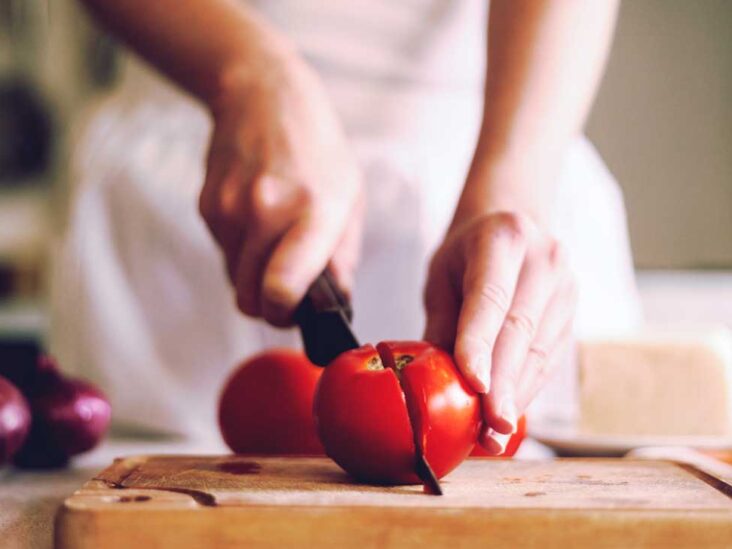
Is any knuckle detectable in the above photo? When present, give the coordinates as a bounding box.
[493,211,530,240]
[249,175,315,225]
[476,283,511,314]
[526,239,567,278]
[214,172,248,223]
[546,239,567,270]
[527,345,550,370]
[527,346,556,387]
[295,184,316,210]
[248,175,279,222]
[504,310,537,339]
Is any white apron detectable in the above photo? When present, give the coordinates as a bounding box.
[51,0,641,444]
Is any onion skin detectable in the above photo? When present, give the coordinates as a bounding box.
[13,357,112,469]
[0,375,31,466]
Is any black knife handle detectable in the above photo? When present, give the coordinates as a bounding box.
[295,269,359,366]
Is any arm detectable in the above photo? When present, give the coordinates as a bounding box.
[79,0,293,107]
[80,0,364,324]
[457,0,619,226]
[425,0,619,453]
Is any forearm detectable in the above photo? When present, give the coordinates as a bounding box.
[455,0,619,227]
[79,0,296,111]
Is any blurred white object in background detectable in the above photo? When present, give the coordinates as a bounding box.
[638,270,732,329]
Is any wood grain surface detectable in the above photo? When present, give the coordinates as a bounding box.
[55,455,732,548]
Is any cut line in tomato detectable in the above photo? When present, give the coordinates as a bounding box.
[314,341,481,485]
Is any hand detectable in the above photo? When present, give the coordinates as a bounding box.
[199,59,363,326]
[423,211,576,454]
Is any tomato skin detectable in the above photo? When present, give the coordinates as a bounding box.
[314,345,416,483]
[470,415,527,458]
[218,349,325,455]
[314,341,481,485]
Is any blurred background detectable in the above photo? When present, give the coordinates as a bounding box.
[0,0,730,348]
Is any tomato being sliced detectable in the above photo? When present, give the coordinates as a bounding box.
[314,341,481,485]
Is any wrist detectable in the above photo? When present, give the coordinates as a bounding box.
[207,39,304,118]
[451,151,563,232]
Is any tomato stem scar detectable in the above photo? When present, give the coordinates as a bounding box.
[366,356,384,371]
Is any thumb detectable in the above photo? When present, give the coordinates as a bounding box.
[260,208,348,326]
[422,257,460,352]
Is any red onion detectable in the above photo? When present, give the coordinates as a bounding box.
[0,375,31,466]
[13,356,111,469]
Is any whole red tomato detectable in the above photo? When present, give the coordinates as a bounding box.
[314,341,481,485]
[470,415,527,458]
[219,349,325,455]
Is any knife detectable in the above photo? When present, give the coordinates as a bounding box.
[295,269,443,495]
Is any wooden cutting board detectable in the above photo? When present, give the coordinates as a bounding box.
[55,455,732,548]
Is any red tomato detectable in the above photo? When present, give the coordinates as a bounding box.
[314,341,481,485]
[470,415,527,458]
[218,349,325,455]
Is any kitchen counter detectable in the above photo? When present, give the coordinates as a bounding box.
[0,436,224,549]
[0,436,552,548]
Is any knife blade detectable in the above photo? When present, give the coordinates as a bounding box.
[415,451,443,496]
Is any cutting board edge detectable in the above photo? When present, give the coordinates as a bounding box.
[55,503,732,549]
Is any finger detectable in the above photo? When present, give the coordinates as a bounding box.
[199,162,248,283]
[233,228,284,317]
[477,424,512,456]
[515,281,577,412]
[260,208,348,326]
[484,241,565,434]
[225,238,244,285]
[233,175,301,317]
[453,214,529,394]
[423,255,460,351]
[212,221,244,284]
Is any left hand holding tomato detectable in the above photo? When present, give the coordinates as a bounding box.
[424,212,577,455]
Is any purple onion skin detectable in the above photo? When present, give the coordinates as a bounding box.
[0,376,31,466]
[13,364,111,469]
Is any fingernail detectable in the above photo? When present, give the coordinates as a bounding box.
[499,398,517,434]
[481,428,509,455]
